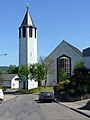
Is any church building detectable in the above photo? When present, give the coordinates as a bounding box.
[18,6,90,88]
[19,6,38,89]
[45,40,87,86]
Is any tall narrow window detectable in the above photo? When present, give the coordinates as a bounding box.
[29,27,32,37]
[35,28,36,38]
[57,55,71,83]
[23,26,26,38]
[19,28,21,38]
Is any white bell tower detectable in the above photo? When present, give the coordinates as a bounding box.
[19,6,37,67]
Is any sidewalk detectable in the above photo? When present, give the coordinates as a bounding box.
[3,94,18,102]
[59,99,90,118]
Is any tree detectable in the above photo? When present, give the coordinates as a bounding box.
[59,68,68,82]
[40,56,54,87]
[74,61,84,69]
[18,65,30,90]
[71,61,89,94]
[29,63,46,90]
[7,65,19,74]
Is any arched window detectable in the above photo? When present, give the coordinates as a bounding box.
[57,55,71,83]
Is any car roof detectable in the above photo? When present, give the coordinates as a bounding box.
[40,92,53,94]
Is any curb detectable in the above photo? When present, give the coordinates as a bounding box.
[57,100,90,119]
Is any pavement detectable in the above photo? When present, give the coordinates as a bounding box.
[59,98,90,118]
[2,93,90,118]
[3,94,17,102]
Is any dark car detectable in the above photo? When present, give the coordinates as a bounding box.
[39,92,55,102]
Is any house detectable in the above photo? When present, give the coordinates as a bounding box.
[1,74,19,89]
[45,40,83,86]
[83,47,90,69]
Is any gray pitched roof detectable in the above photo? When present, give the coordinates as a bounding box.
[63,40,82,56]
[1,74,17,81]
[45,40,82,60]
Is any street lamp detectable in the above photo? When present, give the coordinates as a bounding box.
[0,54,7,56]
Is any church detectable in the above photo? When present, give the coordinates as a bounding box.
[45,40,90,86]
[18,6,90,88]
[19,6,38,89]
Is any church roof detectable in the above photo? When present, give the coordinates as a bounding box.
[45,40,82,60]
[20,7,35,28]
[63,40,82,56]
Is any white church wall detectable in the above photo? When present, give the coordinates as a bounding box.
[28,79,38,90]
[19,38,27,66]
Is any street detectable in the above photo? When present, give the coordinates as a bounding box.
[0,94,89,120]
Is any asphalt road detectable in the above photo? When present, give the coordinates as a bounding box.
[0,94,89,120]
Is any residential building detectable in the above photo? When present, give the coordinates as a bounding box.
[1,74,19,89]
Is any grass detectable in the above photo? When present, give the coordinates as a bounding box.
[18,86,54,94]
[30,86,54,94]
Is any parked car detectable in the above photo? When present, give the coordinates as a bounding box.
[0,89,4,104]
[39,92,55,102]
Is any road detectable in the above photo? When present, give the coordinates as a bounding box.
[0,94,89,120]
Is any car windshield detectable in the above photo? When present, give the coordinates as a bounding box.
[41,92,53,96]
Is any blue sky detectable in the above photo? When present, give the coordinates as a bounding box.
[0,0,90,66]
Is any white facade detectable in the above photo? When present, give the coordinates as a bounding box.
[11,75,19,89]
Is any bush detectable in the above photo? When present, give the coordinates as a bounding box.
[53,79,71,93]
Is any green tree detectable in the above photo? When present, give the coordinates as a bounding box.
[59,68,68,82]
[30,63,46,90]
[18,65,30,90]
[72,61,88,94]
[74,61,84,69]
[40,56,54,87]
[7,65,19,74]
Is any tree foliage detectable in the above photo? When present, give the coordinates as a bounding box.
[18,65,29,81]
[7,65,19,74]
[59,68,68,82]
[41,56,54,87]
[29,63,46,87]
[71,61,90,94]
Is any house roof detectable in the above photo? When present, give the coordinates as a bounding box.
[1,74,17,81]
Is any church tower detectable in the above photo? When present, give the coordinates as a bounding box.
[19,6,37,67]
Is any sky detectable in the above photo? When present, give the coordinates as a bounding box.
[0,0,90,66]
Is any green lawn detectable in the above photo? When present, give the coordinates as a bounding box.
[19,86,54,94]
[30,87,54,94]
